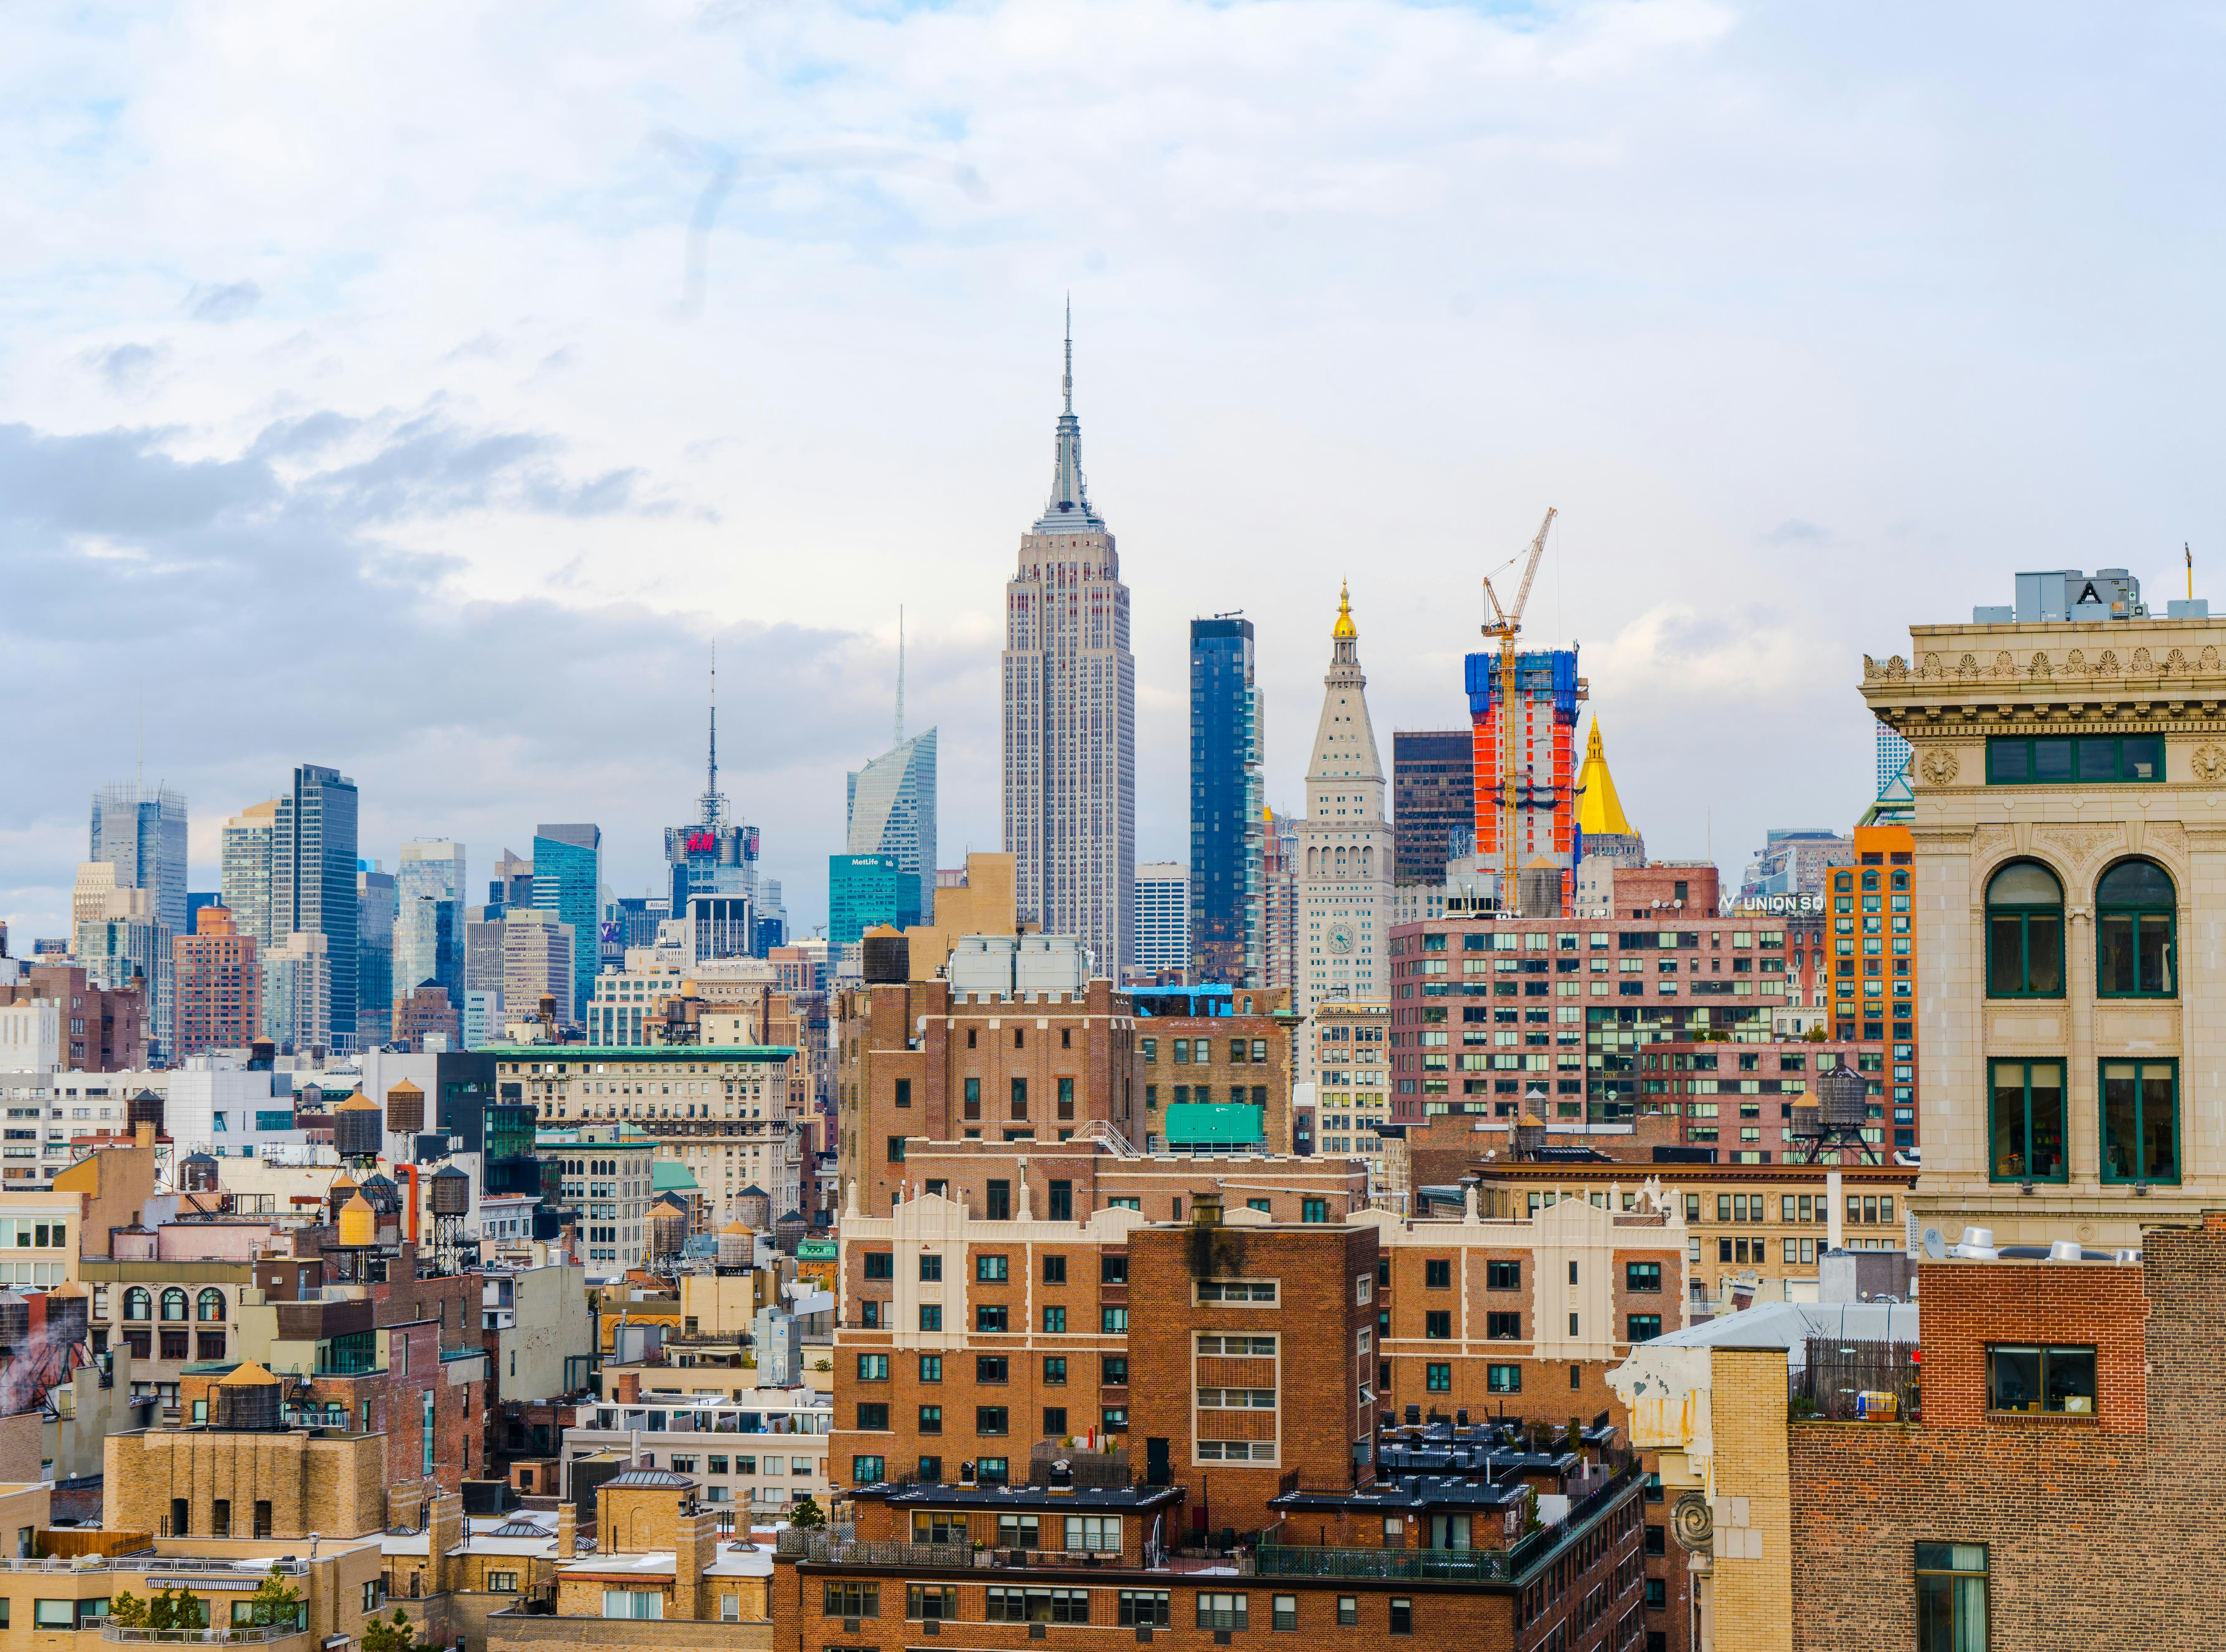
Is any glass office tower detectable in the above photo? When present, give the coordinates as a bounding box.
[1188,617,1262,985]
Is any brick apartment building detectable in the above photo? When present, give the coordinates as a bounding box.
[784,1198,1652,1652]
[1308,999,1391,1163]
[830,1140,1688,1502]
[0,962,147,1070]
[1468,1161,1914,1311]
[1386,863,1913,1158]
[836,976,1142,1217]
[174,904,258,1056]
[1132,984,1299,1154]
[1783,1224,2219,1647]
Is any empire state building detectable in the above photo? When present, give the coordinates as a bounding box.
[1001,319,1136,976]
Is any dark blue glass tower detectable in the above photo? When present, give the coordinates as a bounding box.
[1189,617,1261,985]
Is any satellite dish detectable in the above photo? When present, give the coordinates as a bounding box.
[1921,1227,1947,1260]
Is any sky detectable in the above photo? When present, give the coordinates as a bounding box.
[6,0,2226,943]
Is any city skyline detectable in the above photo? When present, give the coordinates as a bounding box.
[7,5,2218,948]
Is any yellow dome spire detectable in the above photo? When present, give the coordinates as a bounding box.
[1332,581,1357,640]
[1575,719,1633,837]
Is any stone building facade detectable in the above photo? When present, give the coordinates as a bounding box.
[1859,607,2226,1245]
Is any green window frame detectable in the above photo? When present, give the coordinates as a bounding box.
[1485,1364,1521,1393]
[1424,1362,1451,1392]
[1915,1543,1987,1652]
[1985,861,2064,998]
[1990,1060,2066,1184]
[1986,734,2163,784]
[2095,859,2176,998]
[2100,1059,2179,1184]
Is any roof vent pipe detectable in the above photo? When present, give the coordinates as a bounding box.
[2048,1239,2083,1262]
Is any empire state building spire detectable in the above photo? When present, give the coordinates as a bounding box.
[1034,297,1103,534]
[1003,305,1135,976]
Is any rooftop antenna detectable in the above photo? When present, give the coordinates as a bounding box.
[895,606,905,748]
[1063,294,1073,415]
[700,643,724,833]
[2189,541,2195,600]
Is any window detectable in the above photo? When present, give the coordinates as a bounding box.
[2096,859,2176,997]
[894,1078,911,1109]
[362,1581,383,1614]
[855,1354,888,1382]
[1119,1592,1171,1628]
[1487,1260,1520,1290]
[986,1180,1011,1220]
[907,1586,957,1621]
[1044,1356,1068,1385]
[978,1254,1009,1282]
[1645,1524,1666,1556]
[918,1404,942,1434]
[1101,1254,1128,1284]
[1990,1060,2067,1183]
[849,1455,885,1485]
[2101,1060,2179,1183]
[1010,1077,1028,1118]
[855,1403,889,1431]
[603,1591,664,1620]
[977,1355,1009,1384]
[1987,1345,2097,1415]
[1628,1314,1663,1342]
[1487,1364,1521,1393]
[1066,1515,1120,1551]
[1337,1597,1358,1628]
[1043,1405,1067,1435]
[1389,1598,1413,1636]
[1102,1307,1128,1333]
[862,1251,893,1280]
[1423,1311,1451,1339]
[1273,1594,1298,1631]
[822,1582,879,1619]
[160,1288,188,1321]
[1042,1306,1067,1333]
[1986,861,2064,997]
[195,1288,226,1321]
[1197,1280,1276,1304]
[1103,1355,1129,1384]
[918,1354,942,1383]
[1645,1578,1667,1610]
[1626,1261,1662,1293]
[487,1572,519,1594]
[1987,733,2161,785]
[1424,1259,1451,1289]
[886,1135,906,1163]
[1485,1311,1520,1339]
[1196,1593,1249,1631]
[1425,1362,1451,1392]
[976,1304,1009,1333]
[1301,1198,1328,1223]
[1915,1544,1988,1652]
[919,1252,942,1281]
[964,1076,980,1117]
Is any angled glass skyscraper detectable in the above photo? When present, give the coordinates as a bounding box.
[273,764,360,1048]
[1188,617,1261,985]
[533,824,600,1021]
[90,782,188,938]
[396,839,467,1001]
[1001,314,1136,976]
[847,729,937,928]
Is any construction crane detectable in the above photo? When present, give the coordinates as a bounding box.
[1480,508,1558,908]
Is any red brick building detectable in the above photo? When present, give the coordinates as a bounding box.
[0,962,146,1070]
[174,904,257,1056]
[1787,1234,2191,1647]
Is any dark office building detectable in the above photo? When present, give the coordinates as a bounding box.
[1188,617,1262,985]
[1393,729,1473,881]
[273,763,360,1049]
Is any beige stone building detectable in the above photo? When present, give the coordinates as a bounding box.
[1860,593,2223,1244]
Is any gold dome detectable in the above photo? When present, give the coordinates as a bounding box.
[1332,581,1357,640]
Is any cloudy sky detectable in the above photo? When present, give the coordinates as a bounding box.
[5,1,2223,942]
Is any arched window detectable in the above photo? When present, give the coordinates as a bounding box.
[196,1288,227,1322]
[2096,858,2176,997]
[123,1287,151,1322]
[1986,862,2063,997]
[159,1288,188,1322]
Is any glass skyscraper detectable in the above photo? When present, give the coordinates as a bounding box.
[396,840,467,1002]
[1188,616,1262,985]
[532,824,600,1021]
[221,801,279,952]
[846,729,937,928]
[273,764,360,1049]
[90,782,188,937]
[828,854,906,948]
[357,862,397,1049]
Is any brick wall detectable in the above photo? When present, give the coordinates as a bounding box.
[1128,1222,1375,1538]
[1789,1229,2200,1649]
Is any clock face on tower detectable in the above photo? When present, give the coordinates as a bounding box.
[1327,924,1355,955]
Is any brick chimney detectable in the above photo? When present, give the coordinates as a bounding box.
[557,1502,577,1559]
